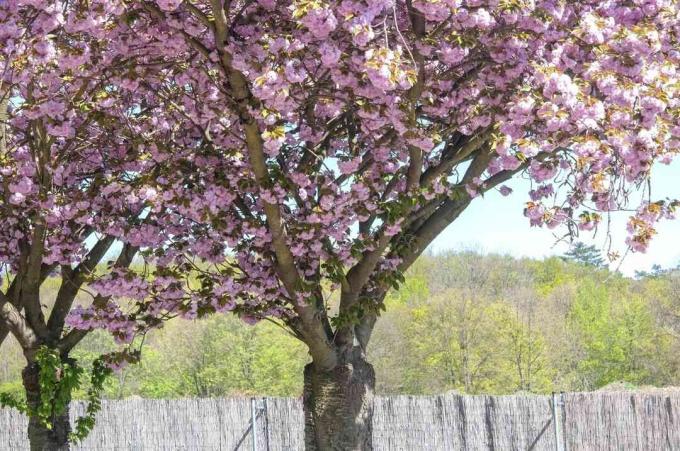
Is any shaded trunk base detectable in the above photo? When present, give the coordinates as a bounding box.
[22,363,71,451]
[303,352,375,451]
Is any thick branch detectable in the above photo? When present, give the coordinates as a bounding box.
[58,243,139,353]
[204,2,336,368]
[47,235,116,341]
[400,197,473,274]
[343,7,431,305]
[406,0,426,191]
[21,224,49,339]
[0,280,22,349]
[356,287,387,351]
[0,229,89,347]
[184,2,214,29]
[420,131,490,187]
[139,0,337,367]
[342,147,519,351]
[398,155,537,274]
[340,138,453,327]
[0,262,56,347]
[406,0,427,37]
[0,292,38,355]
[0,85,8,155]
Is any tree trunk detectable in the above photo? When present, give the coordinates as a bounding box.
[303,349,375,450]
[22,363,71,451]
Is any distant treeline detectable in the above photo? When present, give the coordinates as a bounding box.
[1,248,679,399]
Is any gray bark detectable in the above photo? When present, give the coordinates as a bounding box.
[303,349,375,451]
[22,362,71,451]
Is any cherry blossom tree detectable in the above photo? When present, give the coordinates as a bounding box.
[0,2,202,448]
[2,0,679,450]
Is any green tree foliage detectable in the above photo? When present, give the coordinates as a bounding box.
[562,242,606,268]
[98,316,309,399]
[567,281,667,389]
[369,252,680,395]
[1,252,679,398]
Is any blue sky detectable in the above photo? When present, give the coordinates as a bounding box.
[430,160,680,276]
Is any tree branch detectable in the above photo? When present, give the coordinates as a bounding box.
[47,235,116,342]
[398,153,536,274]
[0,291,38,355]
[0,84,8,156]
[58,243,139,353]
[21,223,49,339]
[202,2,337,369]
[341,2,432,314]
[420,130,490,187]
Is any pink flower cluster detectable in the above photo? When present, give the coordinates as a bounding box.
[0,0,678,353]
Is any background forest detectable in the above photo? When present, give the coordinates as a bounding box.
[2,245,679,399]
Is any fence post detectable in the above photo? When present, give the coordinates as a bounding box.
[263,398,269,451]
[552,392,566,451]
[560,392,567,451]
[251,398,258,451]
[250,398,269,451]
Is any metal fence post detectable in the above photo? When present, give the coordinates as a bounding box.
[251,397,258,451]
[250,398,269,451]
[552,392,566,451]
[263,398,269,451]
[560,392,567,451]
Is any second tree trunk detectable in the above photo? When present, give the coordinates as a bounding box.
[22,363,71,451]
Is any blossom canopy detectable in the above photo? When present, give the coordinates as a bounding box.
[1,0,679,363]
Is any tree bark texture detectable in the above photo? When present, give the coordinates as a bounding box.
[22,363,71,451]
[303,349,376,451]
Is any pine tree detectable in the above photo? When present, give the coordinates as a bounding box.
[563,242,606,268]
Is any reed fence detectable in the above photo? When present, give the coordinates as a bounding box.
[1,390,678,450]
